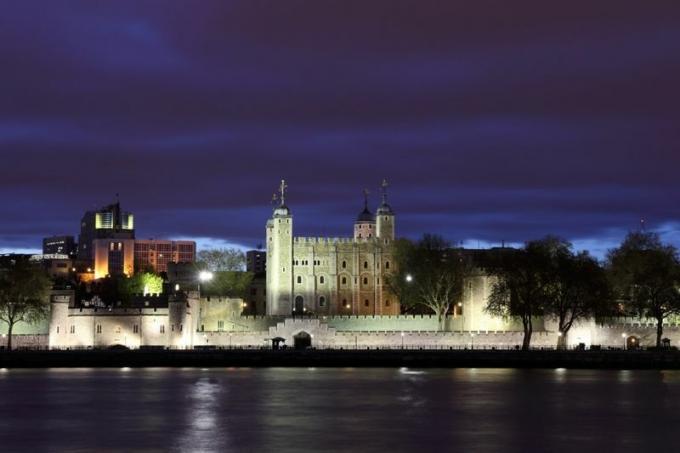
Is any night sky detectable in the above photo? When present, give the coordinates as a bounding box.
[1,1,679,258]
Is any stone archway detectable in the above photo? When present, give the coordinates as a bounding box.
[294,296,304,314]
[626,335,640,350]
[294,331,312,350]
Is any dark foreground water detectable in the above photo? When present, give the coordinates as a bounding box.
[0,368,678,452]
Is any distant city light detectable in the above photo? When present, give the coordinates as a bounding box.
[405,274,413,282]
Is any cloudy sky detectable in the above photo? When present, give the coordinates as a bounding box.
[1,1,679,258]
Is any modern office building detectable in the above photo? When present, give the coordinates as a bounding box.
[134,239,196,273]
[77,202,134,266]
[246,250,266,274]
[92,238,135,279]
[42,235,76,256]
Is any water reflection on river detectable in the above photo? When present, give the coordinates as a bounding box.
[0,367,678,452]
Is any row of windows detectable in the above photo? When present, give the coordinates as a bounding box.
[341,260,390,269]
[296,275,380,286]
[339,298,390,307]
[63,324,181,335]
[291,260,391,270]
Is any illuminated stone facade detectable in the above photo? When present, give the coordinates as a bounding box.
[47,290,200,349]
[266,180,399,317]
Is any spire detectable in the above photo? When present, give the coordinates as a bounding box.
[380,178,389,206]
[279,179,288,206]
[356,188,374,223]
[377,178,394,215]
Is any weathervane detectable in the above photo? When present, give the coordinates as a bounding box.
[279,179,288,206]
[380,178,389,205]
[363,188,370,209]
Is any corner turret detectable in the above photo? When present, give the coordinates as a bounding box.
[354,189,376,240]
[266,180,294,315]
[376,179,395,242]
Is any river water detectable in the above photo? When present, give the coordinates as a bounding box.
[0,367,677,452]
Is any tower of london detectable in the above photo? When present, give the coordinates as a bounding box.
[266,180,399,316]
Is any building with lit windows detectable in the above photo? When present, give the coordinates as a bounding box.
[77,201,134,267]
[134,239,196,273]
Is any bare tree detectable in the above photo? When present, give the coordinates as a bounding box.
[197,248,246,272]
[607,231,680,347]
[386,235,470,331]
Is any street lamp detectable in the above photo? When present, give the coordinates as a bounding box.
[198,271,214,295]
[401,331,404,349]
[471,332,475,350]
[622,332,627,350]
[405,274,413,283]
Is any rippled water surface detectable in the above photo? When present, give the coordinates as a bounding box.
[1,367,679,452]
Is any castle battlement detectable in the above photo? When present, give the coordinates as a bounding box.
[293,236,355,244]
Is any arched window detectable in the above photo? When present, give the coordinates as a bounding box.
[342,277,347,285]
[319,276,325,284]
[364,299,369,307]
[319,296,326,307]
[385,261,390,270]
[364,261,368,269]
[297,276,302,284]
[342,261,347,269]
[363,277,368,285]
[385,299,391,307]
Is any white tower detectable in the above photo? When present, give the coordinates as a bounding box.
[266,180,294,316]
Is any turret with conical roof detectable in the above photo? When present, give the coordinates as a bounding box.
[354,189,376,240]
[376,179,395,242]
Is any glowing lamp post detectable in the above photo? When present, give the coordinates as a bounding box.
[198,271,214,295]
[401,331,405,349]
[405,274,413,283]
[622,333,627,350]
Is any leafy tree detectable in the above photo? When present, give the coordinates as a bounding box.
[485,239,556,350]
[0,258,53,350]
[386,234,471,331]
[197,248,245,272]
[607,231,680,347]
[119,272,164,299]
[537,238,612,348]
[202,271,254,299]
